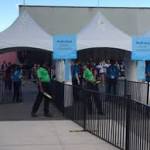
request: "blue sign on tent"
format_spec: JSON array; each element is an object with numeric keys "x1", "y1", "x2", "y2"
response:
[
  {"x1": 132, "y1": 37, "x2": 150, "y2": 60},
  {"x1": 53, "y1": 34, "x2": 77, "y2": 59}
]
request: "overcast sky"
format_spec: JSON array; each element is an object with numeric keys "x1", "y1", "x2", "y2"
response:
[{"x1": 0, "y1": 0, "x2": 150, "y2": 32}]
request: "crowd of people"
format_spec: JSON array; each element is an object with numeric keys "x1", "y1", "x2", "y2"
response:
[
  {"x1": 0, "y1": 59, "x2": 125, "y2": 117},
  {"x1": 71, "y1": 59, "x2": 125, "y2": 95},
  {"x1": 71, "y1": 59, "x2": 125, "y2": 115},
  {"x1": 0, "y1": 61, "x2": 55, "y2": 117}
]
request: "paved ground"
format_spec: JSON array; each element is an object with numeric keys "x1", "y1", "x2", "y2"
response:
[
  {"x1": 0, "y1": 81, "x2": 119, "y2": 150},
  {"x1": 0, "y1": 120, "x2": 119, "y2": 150}
]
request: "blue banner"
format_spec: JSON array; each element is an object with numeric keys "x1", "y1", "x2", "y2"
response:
[
  {"x1": 132, "y1": 37, "x2": 150, "y2": 60},
  {"x1": 137, "y1": 61, "x2": 145, "y2": 81},
  {"x1": 53, "y1": 35, "x2": 77, "y2": 59},
  {"x1": 132, "y1": 37, "x2": 150, "y2": 51},
  {"x1": 132, "y1": 51, "x2": 150, "y2": 60}
]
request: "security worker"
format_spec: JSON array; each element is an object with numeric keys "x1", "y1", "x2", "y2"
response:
[
  {"x1": 31, "y1": 63, "x2": 52, "y2": 117},
  {"x1": 83, "y1": 65, "x2": 103, "y2": 115}
]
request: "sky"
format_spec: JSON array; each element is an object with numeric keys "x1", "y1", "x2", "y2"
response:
[{"x1": 1, "y1": 0, "x2": 150, "y2": 32}]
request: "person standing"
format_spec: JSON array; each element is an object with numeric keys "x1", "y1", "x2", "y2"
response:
[
  {"x1": 11, "y1": 65, "x2": 22, "y2": 102},
  {"x1": 4, "y1": 62, "x2": 12, "y2": 91},
  {"x1": 31, "y1": 63, "x2": 52, "y2": 117},
  {"x1": 1, "y1": 61, "x2": 8, "y2": 72},
  {"x1": 106, "y1": 60, "x2": 119, "y2": 95},
  {"x1": 83, "y1": 65, "x2": 103, "y2": 115},
  {"x1": 71, "y1": 61, "x2": 80, "y2": 103}
]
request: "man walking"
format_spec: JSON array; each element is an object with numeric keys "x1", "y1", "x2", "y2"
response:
[{"x1": 31, "y1": 63, "x2": 52, "y2": 117}]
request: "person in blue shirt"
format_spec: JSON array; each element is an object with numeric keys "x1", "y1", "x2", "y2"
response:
[
  {"x1": 11, "y1": 64, "x2": 22, "y2": 102},
  {"x1": 106, "y1": 60, "x2": 119, "y2": 95}
]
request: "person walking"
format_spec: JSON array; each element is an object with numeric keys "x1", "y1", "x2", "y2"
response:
[{"x1": 31, "y1": 63, "x2": 52, "y2": 117}]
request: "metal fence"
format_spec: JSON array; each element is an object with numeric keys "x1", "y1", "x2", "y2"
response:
[
  {"x1": 53, "y1": 81, "x2": 150, "y2": 150},
  {"x1": 98, "y1": 79, "x2": 149, "y2": 105}
]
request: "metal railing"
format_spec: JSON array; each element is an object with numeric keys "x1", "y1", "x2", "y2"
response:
[
  {"x1": 53, "y1": 81, "x2": 150, "y2": 150},
  {"x1": 98, "y1": 79, "x2": 149, "y2": 105}
]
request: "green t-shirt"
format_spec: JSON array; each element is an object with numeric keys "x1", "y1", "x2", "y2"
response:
[
  {"x1": 83, "y1": 68, "x2": 95, "y2": 82},
  {"x1": 37, "y1": 67, "x2": 50, "y2": 82}
]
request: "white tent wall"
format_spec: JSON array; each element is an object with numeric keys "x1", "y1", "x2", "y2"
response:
[
  {"x1": 0, "y1": 11, "x2": 53, "y2": 51},
  {"x1": 77, "y1": 12, "x2": 131, "y2": 51}
]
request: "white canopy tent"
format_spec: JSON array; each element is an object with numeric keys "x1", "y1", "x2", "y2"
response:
[
  {"x1": 0, "y1": 11, "x2": 53, "y2": 51},
  {"x1": 77, "y1": 12, "x2": 135, "y2": 82},
  {"x1": 77, "y1": 12, "x2": 132, "y2": 51}
]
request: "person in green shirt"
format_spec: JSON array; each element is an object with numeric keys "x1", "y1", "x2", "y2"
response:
[
  {"x1": 83, "y1": 65, "x2": 96, "y2": 84},
  {"x1": 31, "y1": 63, "x2": 52, "y2": 117},
  {"x1": 83, "y1": 64, "x2": 103, "y2": 115}
]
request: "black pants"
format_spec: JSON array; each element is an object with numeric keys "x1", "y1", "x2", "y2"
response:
[
  {"x1": 106, "y1": 78, "x2": 117, "y2": 95},
  {"x1": 32, "y1": 82, "x2": 52, "y2": 115},
  {"x1": 13, "y1": 81, "x2": 21, "y2": 102},
  {"x1": 86, "y1": 82, "x2": 103, "y2": 114},
  {"x1": 72, "y1": 79, "x2": 80, "y2": 103},
  {"x1": 5, "y1": 79, "x2": 12, "y2": 91}
]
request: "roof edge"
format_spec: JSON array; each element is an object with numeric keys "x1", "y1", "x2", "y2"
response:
[{"x1": 19, "y1": 5, "x2": 150, "y2": 10}]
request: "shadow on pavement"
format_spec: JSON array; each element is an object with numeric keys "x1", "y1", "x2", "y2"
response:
[{"x1": 0, "y1": 80, "x2": 65, "y2": 121}]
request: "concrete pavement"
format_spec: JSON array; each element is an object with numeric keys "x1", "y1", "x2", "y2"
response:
[
  {"x1": 0, "y1": 120, "x2": 119, "y2": 150},
  {"x1": 0, "y1": 81, "x2": 119, "y2": 150}
]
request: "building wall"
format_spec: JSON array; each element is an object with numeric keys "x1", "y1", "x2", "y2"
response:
[{"x1": 19, "y1": 6, "x2": 150, "y2": 36}]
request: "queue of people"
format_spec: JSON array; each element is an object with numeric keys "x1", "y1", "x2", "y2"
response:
[
  {"x1": 71, "y1": 59, "x2": 123, "y2": 115},
  {"x1": 0, "y1": 58, "x2": 123, "y2": 117},
  {"x1": 71, "y1": 59, "x2": 125, "y2": 95}
]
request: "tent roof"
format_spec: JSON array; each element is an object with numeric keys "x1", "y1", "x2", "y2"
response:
[
  {"x1": 0, "y1": 11, "x2": 52, "y2": 51},
  {"x1": 77, "y1": 12, "x2": 132, "y2": 51}
]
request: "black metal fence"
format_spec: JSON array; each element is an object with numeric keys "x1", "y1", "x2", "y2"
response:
[
  {"x1": 53, "y1": 81, "x2": 150, "y2": 150},
  {"x1": 98, "y1": 79, "x2": 149, "y2": 105}
]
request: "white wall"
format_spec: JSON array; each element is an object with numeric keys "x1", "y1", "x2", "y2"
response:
[{"x1": 126, "y1": 60, "x2": 137, "y2": 81}]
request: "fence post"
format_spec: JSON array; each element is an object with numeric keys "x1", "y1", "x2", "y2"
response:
[
  {"x1": 83, "y1": 90, "x2": 87, "y2": 131},
  {"x1": 146, "y1": 82, "x2": 149, "y2": 105},
  {"x1": 125, "y1": 95, "x2": 131, "y2": 150},
  {"x1": 124, "y1": 79, "x2": 127, "y2": 97}
]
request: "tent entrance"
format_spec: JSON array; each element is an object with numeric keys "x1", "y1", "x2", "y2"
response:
[{"x1": 78, "y1": 47, "x2": 131, "y2": 63}]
